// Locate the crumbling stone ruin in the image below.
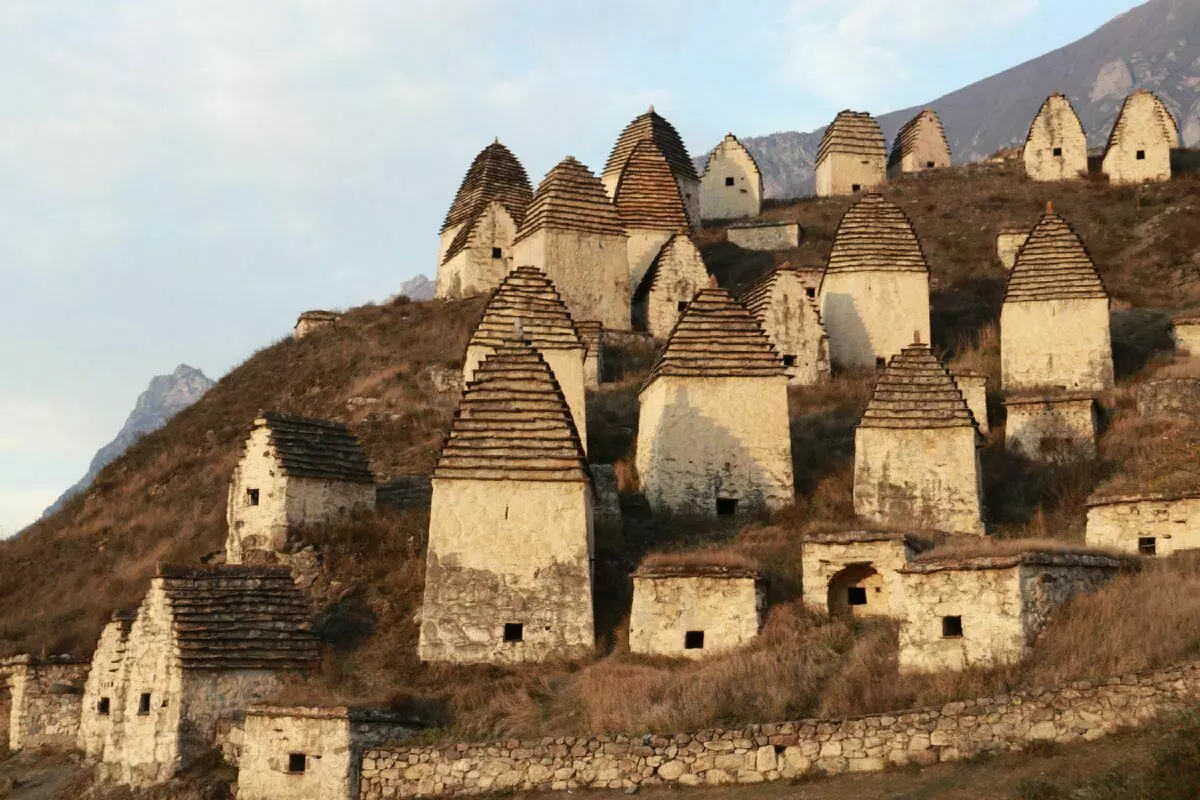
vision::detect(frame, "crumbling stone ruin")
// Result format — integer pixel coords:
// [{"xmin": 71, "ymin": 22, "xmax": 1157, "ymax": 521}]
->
[
  {"xmin": 1173, "ymin": 311, "xmax": 1200, "ymax": 355},
  {"xmin": 512, "ymin": 157, "xmax": 629, "ymax": 330},
  {"xmin": 1004, "ymin": 393, "xmax": 1097, "ymax": 463},
  {"xmin": 602, "ymin": 106, "xmax": 701, "ymax": 229},
  {"xmin": 1101, "ymin": 89, "xmax": 1178, "ymax": 184},
  {"xmin": 814, "ymin": 110, "xmax": 886, "ymax": 197},
  {"xmin": 819, "ymin": 193, "xmax": 931, "ymax": 370},
  {"xmin": 1023, "ymin": 93, "xmax": 1088, "ymax": 181},
  {"xmin": 225, "ymin": 412, "xmax": 376, "ymax": 565},
  {"xmin": 952, "ymin": 371, "xmax": 989, "ymax": 434},
  {"xmin": 629, "ymin": 564, "xmax": 765, "ymax": 658},
  {"xmin": 79, "ymin": 611, "xmax": 136, "ymax": 760},
  {"xmin": 636, "ymin": 287, "xmax": 794, "ymax": 516},
  {"xmin": 897, "ymin": 552, "xmax": 1127, "ymax": 673},
  {"xmin": 1086, "ymin": 492, "xmax": 1200, "ymax": 556},
  {"xmin": 726, "ymin": 219, "xmax": 802, "ymax": 251},
  {"xmin": 419, "ymin": 339, "xmax": 594, "ymax": 664},
  {"xmin": 801, "ymin": 531, "xmax": 921, "ymax": 618},
  {"xmin": 740, "ymin": 265, "xmax": 831, "ymax": 386},
  {"xmin": 887, "ymin": 109, "xmax": 951, "ymax": 177},
  {"xmin": 613, "ymin": 138, "xmax": 692, "ymax": 291},
  {"xmin": 699, "ymin": 133, "xmax": 762, "ymax": 221},
  {"xmin": 853, "ymin": 343, "xmax": 985, "ymax": 535},
  {"xmin": 293, "ymin": 310, "xmax": 339, "ymax": 340},
  {"xmin": 630, "ymin": 234, "xmax": 711, "ymax": 339},
  {"xmin": 3, "ymin": 655, "xmax": 88, "ymax": 752},
  {"xmin": 435, "ymin": 140, "xmax": 533, "ymax": 299},
  {"xmin": 995, "ymin": 227, "xmax": 1030, "ymax": 270}
]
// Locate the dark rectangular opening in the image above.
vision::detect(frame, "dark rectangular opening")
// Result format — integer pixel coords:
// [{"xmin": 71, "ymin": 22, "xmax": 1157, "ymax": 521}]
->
[
  {"xmin": 724, "ymin": 176, "xmax": 735, "ymax": 186},
  {"xmin": 847, "ymin": 586, "xmax": 868, "ymax": 606},
  {"xmin": 942, "ymin": 615, "xmax": 964, "ymax": 638},
  {"xmin": 98, "ymin": 697, "xmax": 110, "ymax": 716},
  {"xmin": 246, "ymin": 488, "xmax": 259, "ymax": 506},
  {"xmin": 1052, "ymin": 147, "xmax": 1062, "ymax": 157},
  {"xmin": 716, "ymin": 498, "xmax": 738, "ymax": 516},
  {"xmin": 875, "ymin": 357, "xmax": 886, "ymax": 369},
  {"xmin": 1136, "ymin": 150, "xmax": 1146, "ymax": 160},
  {"xmin": 684, "ymin": 630, "xmax": 705, "ymax": 650},
  {"xmin": 781, "ymin": 355, "xmax": 796, "ymax": 367},
  {"xmin": 851, "ymin": 184, "xmax": 862, "ymax": 192},
  {"xmin": 926, "ymin": 160, "xmax": 936, "ymax": 168},
  {"xmin": 138, "ymin": 693, "xmax": 151, "ymax": 715},
  {"xmin": 677, "ymin": 301, "xmax": 688, "ymax": 313},
  {"xmin": 805, "ymin": 287, "xmax": 816, "ymax": 298},
  {"xmin": 503, "ymin": 622, "xmax": 523, "ymax": 643},
  {"xmin": 288, "ymin": 753, "xmax": 307, "ymax": 773},
  {"xmin": 1138, "ymin": 536, "xmax": 1157, "ymax": 555},
  {"xmin": 491, "ymin": 246, "xmax": 502, "ymax": 258}
]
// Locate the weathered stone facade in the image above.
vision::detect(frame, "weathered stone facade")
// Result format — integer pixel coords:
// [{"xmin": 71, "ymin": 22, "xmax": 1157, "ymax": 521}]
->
[
  {"xmin": 995, "ymin": 228, "xmax": 1029, "ymax": 270},
  {"xmin": 741, "ymin": 266, "xmax": 830, "ymax": 386},
  {"xmin": 1172, "ymin": 312, "xmax": 1200, "ymax": 355},
  {"xmin": 1086, "ymin": 493, "xmax": 1200, "ymax": 557},
  {"xmin": 629, "ymin": 566, "xmax": 764, "ymax": 658},
  {"xmin": 1136, "ymin": 377, "xmax": 1200, "ymax": 417},
  {"xmin": 3, "ymin": 655, "xmax": 88, "ymax": 753},
  {"xmin": 614, "ymin": 139, "xmax": 692, "ymax": 292},
  {"xmin": 631, "ymin": 234, "xmax": 710, "ymax": 339},
  {"xmin": 1004, "ymin": 393, "xmax": 1097, "ymax": 463},
  {"xmin": 294, "ymin": 310, "xmax": 339, "ymax": 340},
  {"xmin": 602, "ymin": 107, "xmax": 701, "ymax": 229},
  {"xmin": 79, "ymin": 611, "xmax": 136, "ymax": 759},
  {"xmin": 887, "ymin": 109, "xmax": 951, "ymax": 177},
  {"xmin": 800, "ymin": 532, "xmax": 920, "ymax": 617},
  {"xmin": 1101, "ymin": 90, "xmax": 1177, "ymax": 184},
  {"xmin": 952, "ymin": 371, "xmax": 989, "ymax": 435},
  {"xmin": 726, "ymin": 221, "xmax": 801, "ymax": 251},
  {"xmin": 1023, "ymin": 94, "xmax": 1088, "ymax": 181},
  {"xmin": 699, "ymin": 133, "xmax": 762, "ymax": 221},
  {"xmin": 814, "ymin": 110, "xmax": 887, "ymax": 197},
  {"xmin": 576, "ymin": 321, "xmax": 604, "ymax": 388}
]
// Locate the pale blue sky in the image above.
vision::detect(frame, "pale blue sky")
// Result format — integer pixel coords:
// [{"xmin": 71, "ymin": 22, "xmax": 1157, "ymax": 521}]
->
[{"xmin": 0, "ymin": 0, "xmax": 1140, "ymax": 534}]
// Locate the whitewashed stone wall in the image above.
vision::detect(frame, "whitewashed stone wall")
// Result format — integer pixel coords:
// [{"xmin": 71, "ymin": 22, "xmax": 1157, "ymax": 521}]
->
[
  {"xmin": 1024, "ymin": 97, "xmax": 1088, "ymax": 181},
  {"xmin": 1086, "ymin": 495, "xmax": 1200, "ymax": 556},
  {"xmin": 727, "ymin": 222, "xmax": 801, "ymax": 252},
  {"xmin": 1004, "ymin": 396, "xmax": 1097, "ymax": 463},
  {"xmin": 800, "ymin": 535, "xmax": 915, "ymax": 617},
  {"xmin": 79, "ymin": 618, "xmax": 132, "ymax": 759},
  {"xmin": 750, "ymin": 272, "xmax": 830, "ymax": 387},
  {"xmin": 626, "ymin": 229, "xmax": 675, "ymax": 294},
  {"xmin": 700, "ymin": 139, "xmax": 761, "ymax": 221},
  {"xmin": 629, "ymin": 571, "xmax": 764, "ymax": 658},
  {"xmin": 1173, "ymin": 319, "xmax": 1200, "ymax": 355},
  {"xmin": 512, "ymin": 228, "xmax": 630, "ymax": 331},
  {"xmin": 952, "ymin": 373, "xmax": 989, "ymax": 434},
  {"xmin": 5, "ymin": 659, "xmax": 87, "ymax": 752},
  {"xmin": 1000, "ymin": 298, "xmax": 1113, "ymax": 393},
  {"xmin": 294, "ymin": 312, "xmax": 339, "ymax": 340},
  {"xmin": 815, "ymin": 153, "xmax": 886, "ymax": 197},
  {"xmin": 435, "ymin": 203, "xmax": 519, "ymax": 300},
  {"xmin": 820, "ymin": 271, "xmax": 931, "ymax": 370},
  {"xmin": 633, "ymin": 238, "xmax": 709, "ymax": 340},
  {"xmin": 1102, "ymin": 93, "xmax": 1175, "ymax": 185},
  {"xmin": 996, "ymin": 230, "xmax": 1029, "ymax": 270}
]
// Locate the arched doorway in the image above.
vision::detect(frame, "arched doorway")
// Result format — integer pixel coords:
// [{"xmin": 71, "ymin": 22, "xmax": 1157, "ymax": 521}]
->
[{"xmin": 826, "ymin": 563, "xmax": 889, "ymax": 617}]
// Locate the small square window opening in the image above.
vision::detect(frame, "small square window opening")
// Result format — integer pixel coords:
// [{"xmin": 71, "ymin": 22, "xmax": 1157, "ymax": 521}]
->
[
  {"xmin": 1052, "ymin": 147, "xmax": 1063, "ymax": 157},
  {"xmin": 503, "ymin": 623, "xmax": 524, "ymax": 642},
  {"xmin": 491, "ymin": 247, "xmax": 503, "ymax": 258},
  {"xmin": 138, "ymin": 693, "xmax": 151, "ymax": 715},
  {"xmin": 1138, "ymin": 537, "xmax": 1157, "ymax": 555},
  {"xmin": 805, "ymin": 287, "xmax": 816, "ymax": 298},
  {"xmin": 847, "ymin": 586, "xmax": 867, "ymax": 606},
  {"xmin": 926, "ymin": 160, "xmax": 936, "ymax": 169},
  {"xmin": 942, "ymin": 616, "xmax": 964, "ymax": 638},
  {"xmin": 677, "ymin": 301, "xmax": 688, "ymax": 313},
  {"xmin": 288, "ymin": 753, "xmax": 307, "ymax": 774},
  {"xmin": 98, "ymin": 697, "xmax": 111, "ymax": 716},
  {"xmin": 782, "ymin": 355, "xmax": 796, "ymax": 367},
  {"xmin": 1136, "ymin": 150, "xmax": 1146, "ymax": 160},
  {"xmin": 716, "ymin": 498, "xmax": 738, "ymax": 516},
  {"xmin": 724, "ymin": 176, "xmax": 735, "ymax": 186},
  {"xmin": 851, "ymin": 184, "xmax": 862, "ymax": 192},
  {"xmin": 684, "ymin": 630, "xmax": 705, "ymax": 649},
  {"xmin": 875, "ymin": 357, "xmax": 886, "ymax": 369},
  {"xmin": 246, "ymin": 488, "xmax": 259, "ymax": 506}
]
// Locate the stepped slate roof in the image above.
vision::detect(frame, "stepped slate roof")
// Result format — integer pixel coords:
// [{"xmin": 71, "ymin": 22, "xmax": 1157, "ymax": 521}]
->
[
  {"xmin": 514, "ymin": 157, "xmax": 626, "ymax": 243},
  {"xmin": 613, "ymin": 139, "xmax": 691, "ymax": 233},
  {"xmin": 156, "ymin": 564, "xmax": 319, "ymax": 671},
  {"xmin": 740, "ymin": 265, "xmax": 825, "ymax": 324},
  {"xmin": 703, "ymin": 133, "xmax": 762, "ymax": 183},
  {"xmin": 1104, "ymin": 89, "xmax": 1179, "ymax": 154},
  {"xmin": 859, "ymin": 343, "xmax": 978, "ymax": 432},
  {"xmin": 603, "ymin": 107, "xmax": 699, "ymax": 186},
  {"xmin": 469, "ymin": 266, "xmax": 583, "ymax": 351},
  {"xmin": 1003, "ymin": 210, "xmax": 1107, "ymax": 303},
  {"xmin": 816, "ymin": 110, "xmax": 886, "ymax": 165},
  {"xmin": 251, "ymin": 412, "xmax": 375, "ymax": 484},
  {"xmin": 888, "ymin": 109, "xmax": 950, "ymax": 169},
  {"xmin": 824, "ymin": 193, "xmax": 929, "ymax": 275},
  {"xmin": 1024, "ymin": 93, "xmax": 1085, "ymax": 146},
  {"xmin": 435, "ymin": 339, "xmax": 589, "ymax": 482},
  {"xmin": 442, "ymin": 200, "xmax": 517, "ymax": 265},
  {"xmin": 643, "ymin": 287, "xmax": 784, "ymax": 389},
  {"xmin": 632, "ymin": 234, "xmax": 707, "ymax": 304},
  {"xmin": 440, "ymin": 141, "xmax": 533, "ymax": 234}
]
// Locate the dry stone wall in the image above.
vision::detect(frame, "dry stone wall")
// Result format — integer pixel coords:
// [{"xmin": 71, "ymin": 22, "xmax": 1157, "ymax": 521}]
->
[
  {"xmin": 4, "ymin": 659, "xmax": 88, "ymax": 752},
  {"xmin": 1136, "ymin": 378, "xmax": 1200, "ymax": 417},
  {"xmin": 727, "ymin": 222, "xmax": 800, "ymax": 251},
  {"xmin": 1086, "ymin": 494, "xmax": 1200, "ymax": 556}
]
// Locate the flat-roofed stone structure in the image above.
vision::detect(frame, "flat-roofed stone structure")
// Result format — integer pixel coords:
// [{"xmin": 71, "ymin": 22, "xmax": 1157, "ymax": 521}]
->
[
  {"xmin": 996, "ymin": 227, "xmax": 1030, "ymax": 270},
  {"xmin": 699, "ymin": 133, "xmax": 762, "ymax": 221},
  {"xmin": 512, "ymin": 157, "xmax": 629, "ymax": 330},
  {"xmin": 3, "ymin": 655, "xmax": 88, "ymax": 753},
  {"xmin": 1024, "ymin": 93, "xmax": 1088, "ymax": 181},
  {"xmin": 887, "ymin": 109, "xmax": 951, "ymax": 177},
  {"xmin": 602, "ymin": 106, "xmax": 700, "ymax": 228},
  {"xmin": 1000, "ymin": 208, "xmax": 1113, "ymax": 393},
  {"xmin": 819, "ymin": 193, "xmax": 931, "ymax": 370},
  {"xmin": 79, "ymin": 611, "xmax": 136, "ymax": 760},
  {"xmin": 1004, "ymin": 393, "xmax": 1097, "ymax": 463},
  {"xmin": 898, "ymin": 551, "xmax": 1128, "ymax": 673},
  {"xmin": 1086, "ymin": 492, "xmax": 1200, "ymax": 557},
  {"xmin": 814, "ymin": 110, "xmax": 886, "ymax": 197},
  {"xmin": 630, "ymin": 234, "xmax": 710, "ymax": 339},
  {"xmin": 1173, "ymin": 312, "xmax": 1200, "ymax": 355},
  {"xmin": 225, "ymin": 413, "xmax": 376, "ymax": 564},
  {"xmin": 636, "ymin": 287, "xmax": 794, "ymax": 516},
  {"xmin": 854, "ymin": 343, "xmax": 985, "ymax": 535},
  {"xmin": 801, "ymin": 531, "xmax": 923, "ymax": 618},
  {"xmin": 419, "ymin": 340, "xmax": 594, "ymax": 664},
  {"xmin": 435, "ymin": 140, "xmax": 533, "ymax": 299},
  {"xmin": 629, "ymin": 564, "xmax": 765, "ymax": 658},
  {"xmin": 726, "ymin": 220, "xmax": 801, "ymax": 251},
  {"xmin": 1102, "ymin": 90, "xmax": 1178, "ymax": 184},
  {"xmin": 576, "ymin": 320, "xmax": 604, "ymax": 389},
  {"xmin": 952, "ymin": 370, "xmax": 989, "ymax": 435},
  {"xmin": 741, "ymin": 266, "xmax": 830, "ymax": 386},
  {"xmin": 293, "ymin": 310, "xmax": 339, "ymax": 340}
]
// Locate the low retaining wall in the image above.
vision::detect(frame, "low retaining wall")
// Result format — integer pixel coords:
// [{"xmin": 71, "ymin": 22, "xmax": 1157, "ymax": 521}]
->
[{"xmin": 361, "ymin": 661, "xmax": 1200, "ymax": 797}]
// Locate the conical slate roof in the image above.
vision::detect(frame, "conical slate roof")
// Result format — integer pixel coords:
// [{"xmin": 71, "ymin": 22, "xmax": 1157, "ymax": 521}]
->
[
  {"xmin": 1024, "ymin": 94, "xmax": 1085, "ymax": 146},
  {"xmin": 1004, "ymin": 210, "xmax": 1107, "ymax": 302},
  {"xmin": 468, "ymin": 266, "xmax": 583, "ymax": 351},
  {"xmin": 816, "ymin": 110, "xmax": 886, "ymax": 165},
  {"xmin": 435, "ymin": 339, "xmax": 589, "ymax": 482},
  {"xmin": 603, "ymin": 107, "xmax": 699, "ymax": 186},
  {"xmin": 514, "ymin": 157, "xmax": 626, "ymax": 244},
  {"xmin": 613, "ymin": 139, "xmax": 691, "ymax": 233},
  {"xmin": 642, "ymin": 287, "xmax": 784, "ymax": 389},
  {"xmin": 441, "ymin": 140, "xmax": 533, "ymax": 233},
  {"xmin": 1104, "ymin": 89, "xmax": 1178, "ymax": 154},
  {"xmin": 825, "ymin": 193, "xmax": 929, "ymax": 275},
  {"xmin": 888, "ymin": 109, "xmax": 950, "ymax": 169},
  {"xmin": 859, "ymin": 343, "xmax": 978, "ymax": 431}
]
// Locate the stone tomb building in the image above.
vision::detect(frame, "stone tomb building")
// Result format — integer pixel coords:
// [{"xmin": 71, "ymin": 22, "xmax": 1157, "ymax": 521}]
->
[
  {"xmin": 3, "ymin": 655, "xmax": 89, "ymax": 752},
  {"xmin": 1004, "ymin": 393, "xmax": 1097, "ymax": 463},
  {"xmin": 1086, "ymin": 492, "xmax": 1200, "ymax": 557},
  {"xmin": 854, "ymin": 343, "xmax": 985, "ymax": 535},
  {"xmin": 1173, "ymin": 312, "xmax": 1200, "ymax": 355},
  {"xmin": 887, "ymin": 109, "xmax": 951, "ymax": 177},
  {"xmin": 463, "ymin": 265, "xmax": 588, "ymax": 451},
  {"xmin": 801, "ymin": 531, "xmax": 923, "ymax": 618},
  {"xmin": 629, "ymin": 564, "xmax": 765, "ymax": 658},
  {"xmin": 435, "ymin": 140, "xmax": 533, "ymax": 299},
  {"xmin": 79, "ymin": 611, "xmax": 137, "ymax": 759},
  {"xmin": 897, "ymin": 552, "xmax": 1127, "ymax": 673},
  {"xmin": 819, "ymin": 193, "xmax": 931, "ymax": 370},
  {"xmin": 1102, "ymin": 90, "xmax": 1178, "ymax": 185},
  {"xmin": 512, "ymin": 157, "xmax": 629, "ymax": 330},
  {"xmin": 740, "ymin": 265, "xmax": 831, "ymax": 386},
  {"xmin": 225, "ymin": 413, "xmax": 376, "ymax": 565},
  {"xmin": 602, "ymin": 107, "xmax": 701, "ymax": 229},
  {"xmin": 996, "ymin": 227, "xmax": 1030, "ymax": 270},
  {"xmin": 699, "ymin": 133, "xmax": 762, "ymax": 221},
  {"xmin": 613, "ymin": 139, "xmax": 692, "ymax": 292},
  {"xmin": 293, "ymin": 310, "xmax": 339, "ymax": 340},
  {"xmin": 630, "ymin": 234, "xmax": 710, "ymax": 339},
  {"xmin": 814, "ymin": 110, "xmax": 887, "ymax": 197},
  {"xmin": 1024, "ymin": 94, "xmax": 1088, "ymax": 181},
  {"xmin": 636, "ymin": 287, "xmax": 794, "ymax": 516},
  {"xmin": 419, "ymin": 340, "xmax": 595, "ymax": 664}
]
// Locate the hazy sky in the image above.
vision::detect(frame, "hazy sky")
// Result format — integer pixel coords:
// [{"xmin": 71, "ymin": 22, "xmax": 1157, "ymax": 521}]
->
[{"xmin": 0, "ymin": 0, "xmax": 1141, "ymax": 535}]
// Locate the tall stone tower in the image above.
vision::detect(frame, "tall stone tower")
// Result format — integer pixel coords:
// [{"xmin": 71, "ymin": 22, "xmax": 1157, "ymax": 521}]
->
[
  {"xmin": 699, "ymin": 133, "xmax": 762, "ymax": 222},
  {"xmin": 1101, "ymin": 89, "xmax": 1178, "ymax": 185},
  {"xmin": 741, "ymin": 265, "xmax": 830, "ymax": 387},
  {"xmin": 887, "ymin": 109, "xmax": 951, "ymax": 177}
]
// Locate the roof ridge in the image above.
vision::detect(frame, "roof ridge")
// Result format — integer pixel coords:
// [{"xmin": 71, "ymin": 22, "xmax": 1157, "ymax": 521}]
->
[
  {"xmin": 859, "ymin": 343, "xmax": 979, "ymax": 432},
  {"xmin": 1003, "ymin": 211, "xmax": 1107, "ymax": 302},
  {"xmin": 602, "ymin": 108, "xmax": 699, "ymax": 185},
  {"xmin": 824, "ymin": 193, "xmax": 929, "ymax": 275}
]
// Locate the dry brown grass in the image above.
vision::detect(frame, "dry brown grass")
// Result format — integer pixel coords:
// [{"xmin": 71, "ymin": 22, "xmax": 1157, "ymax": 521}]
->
[
  {"xmin": 1095, "ymin": 406, "xmax": 1200, "ymax": 498},
  {"xmin": 917, "ymin": 536, "xmax": 1126, "ymax": 562},
  {"xmin": 639, "ymin": 549, "xmax": 761, "ymax": 572}
]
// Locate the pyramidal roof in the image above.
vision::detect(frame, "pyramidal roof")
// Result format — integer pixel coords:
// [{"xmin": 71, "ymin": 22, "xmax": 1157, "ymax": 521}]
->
[
  {"xmin": 441, "ymin": 140, "xmax": 533, "ymax": 234},
  {"xmin": 613, "ymin": 139, "xmax": 691, "ymax": 233},
  {"xmin": 435, "ymin": 339, "xmax": 589, "ymax": 482},
  {"xmin": 252, "ymin": 413, "xmax": 374, "ymax": 484},
  {"xmin": 514, "ymin": 157, "xmax": 626, "ymax": 244},
  {"xmin": 825, "ymin": 192, "xmax": 929, "ymax": 275},
  {"xmin": 703, "ymin": 133, "xmax": 762, "ymax": 182},
  {"xmin": 643, "ymin": 287, "xmax": 784, "ymax": 389},
  {"xmin": 1004, "ymin": 208, "xmax": 1107, "ymax": 303},
  {"xmin": 860, "ymin": 343, "xmax": 978, "ymax": 431},
  {"xmin": 1105, "ymin": 89, "xmax": 1179, "ymax": 153},
  {"xmin": 740, "ymin": 265, "xmax": 825, "ymax": 326},
  {"xmin": 888, "ymin": 109, "xmax": 950, "ymax": 169},
  {"xmin": 816, "ymin": 110, "xmax": 886, "ymax": 165},
  {"xmin": 469, "ymin": 266, "xmax": 583, "ymax": 351},
  {"xmin": 632, "ymin": 234, "xmax": 707, "ymax": 303},
  {"xmin": 602, "ymin": 107, "xmax": 699, "ymax": 185},
  {"xmin": 1025, "ymin": 93, "xmax": 1085, "ymax": 146}
]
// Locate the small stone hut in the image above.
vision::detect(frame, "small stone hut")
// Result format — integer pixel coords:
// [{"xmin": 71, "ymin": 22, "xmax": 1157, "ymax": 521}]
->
[
  {"xmin": 952, "ymin": 370, "xmax": 989, "ymax": 435},
  {"xmin": 1004, "ymin": 392, "xmax": 1097, "ymax": 463},
  {"xmin": 3, "ymin": 655, "xmax": 88, "ymax": 752},
  {"xmin": 740, "ymin": 266, "xmax": 831, "ymax": 386},
  {"xmin": 511, "ymin": 157, "xmax": 629, "ymax": 330},
  {"xmin": 636, "ymin": 287, "xmax": 794, "ymax": 516},
  {"xmin": 1101, "ymin": 89, "xmax": 1178, "ymax": 184},
  {"xmin": 819, "ymin": 193, "xmax": 931, "ymax": 370},
  {"xmin": 815, "ymin": 110, "xmax": 886, "ymax": 197},
  {"xmin": 419, "ymin": 339, "xmax": 594, "ymax": 664},
  {"xmin": 79, "ymin": 610, "xmax": 137, "ymax": 759},
  {"xmin": 897, "ymin": 551, "xmax": 1128, "ymax": 673},
  {"xmin": 630, "ymin": 234, "xmax": 710, "ymax": 339},
  {"xmin": 854, "ymin": 342, "xmax": 985, "ymax": 535},
  {"xmin": 1173, "ymin": 312, "xmax": 1200, "ymax": 355},
  {"xmin": 699, "ymin": 133, "xmax": 762, "ymax": 221},
  {"xmin": 602, "ymin": 106, "xmax": 700, "ymax": 228},
  {"xmin": 464, "ymin": 265, "xmax": 588, "ymax": 451},
  {"xmin": 225, "ymin": 413, "xmax": 376, "ymax": 565},
  {"xmin": 887, "ymin": 109, "xmax": 951, "ymax": 177},
  {"xmin": 1023, "ymin": 93, "xmax": 1088, "ymax": 181},
  {"xmin": 801, "ymin": 531, "xmax": 923, "ymax": 618},
  {"xmin": 629, "ymin": 564, "xmax": 765, "ymax": 658},
  {"xmin": 435, "ymin": 140, "xmax": 533, "ymax": 299},
  {"xmin": 1000, "ymin": 207, "xmax": 1113, "ymax": 393},
  {"xmin": 293, "ymin": 310, "xmax": 339, "ymax": 340},
  {"xmin": 1086, "ymin": 491, "xmax": 1200, "ymax": 557},
  {"xmin": 614, "ymin": 139, "xmax": 692, "ymax": 292},
  {"xmin": 996, "ymin": 227, "xmax": 1030, "ymax": 270}
]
